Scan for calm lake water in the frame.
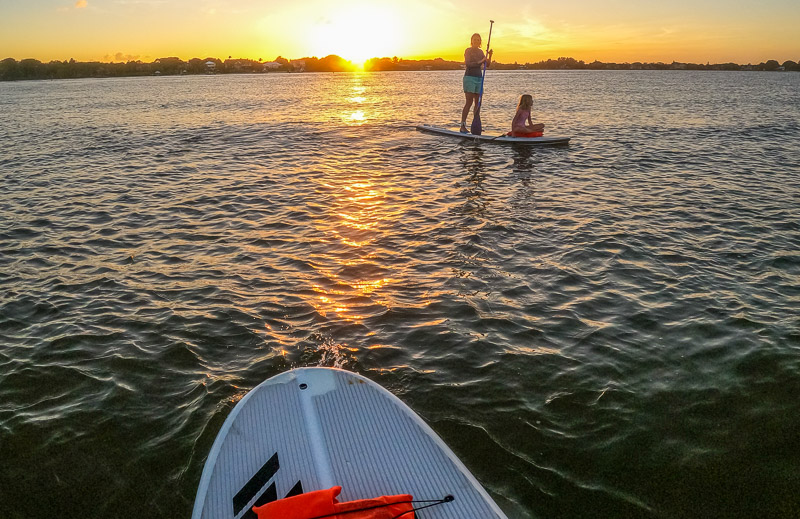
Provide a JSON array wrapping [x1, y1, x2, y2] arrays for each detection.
[[1, 70, 799, 518]]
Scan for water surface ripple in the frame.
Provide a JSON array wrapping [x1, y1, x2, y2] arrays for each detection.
[[1, 71, 799, 518]]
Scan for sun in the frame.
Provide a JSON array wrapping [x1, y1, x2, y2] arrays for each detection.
[[308, 5, 405, 66]]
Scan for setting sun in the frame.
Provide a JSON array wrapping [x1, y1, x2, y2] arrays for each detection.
[[307, 5, 406, 66]]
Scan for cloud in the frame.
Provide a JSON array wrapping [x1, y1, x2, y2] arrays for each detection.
[[103, 52, 141, 62], [75, 0, 88, 8]]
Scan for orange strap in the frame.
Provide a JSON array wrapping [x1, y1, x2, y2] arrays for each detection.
[[252, 486, 415, 519]]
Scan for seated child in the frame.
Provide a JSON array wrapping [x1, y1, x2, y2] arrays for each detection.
[[510, 94, 545, 137]]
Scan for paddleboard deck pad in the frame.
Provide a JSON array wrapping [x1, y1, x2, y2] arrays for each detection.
[[417, 124, 570, 145], [192, 367, 509, 519]]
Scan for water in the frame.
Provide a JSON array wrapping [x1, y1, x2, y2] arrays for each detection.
[[1, 70, 799, 518]]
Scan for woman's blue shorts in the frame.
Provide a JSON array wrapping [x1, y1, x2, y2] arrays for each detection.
[[463, 75, 482, 94]]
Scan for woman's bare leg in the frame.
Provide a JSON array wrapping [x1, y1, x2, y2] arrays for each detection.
[[461, 93, 474, 126]]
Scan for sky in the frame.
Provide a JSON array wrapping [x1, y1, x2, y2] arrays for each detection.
[[1, 0, 798, 65]]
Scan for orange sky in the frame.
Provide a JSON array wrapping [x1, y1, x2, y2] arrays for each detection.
[[1, 1, 798, 64]]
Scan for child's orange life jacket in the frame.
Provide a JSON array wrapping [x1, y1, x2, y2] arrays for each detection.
[[508, 131, 544, 138]]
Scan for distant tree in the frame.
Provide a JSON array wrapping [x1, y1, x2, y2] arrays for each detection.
[[154, 57, 186, 75], [556, 56, 585, 69], [762, 59, 780, 71], [0, 58, 18, 80], [364, 57, 395, 71], [18, 59, 43, 79], [122, 60, 148, 76], [187, 58, 207, 74], [781, 60, 797, 71], [44, 59, 65, 79], [309, 55, 355, 72]]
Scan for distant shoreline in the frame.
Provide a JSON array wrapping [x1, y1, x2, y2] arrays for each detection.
[[2, 55, 797, 82]]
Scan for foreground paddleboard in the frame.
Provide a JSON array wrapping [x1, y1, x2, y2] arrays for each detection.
[[192, 367, 508, 519], [416, 124, 570, 145]]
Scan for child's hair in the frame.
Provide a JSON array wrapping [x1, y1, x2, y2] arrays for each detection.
[[517, 94, 533, 111]]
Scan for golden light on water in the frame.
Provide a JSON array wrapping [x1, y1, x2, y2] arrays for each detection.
[[352, 278, 391, 294], [294, 74, 416, 326], [344, 82, 369, 124], [348, 111, 366, 123], [338, 212, 375, 232], [309, 275, 391, 322], [306, 166, 402, 323], [312, 286, 358, 319]]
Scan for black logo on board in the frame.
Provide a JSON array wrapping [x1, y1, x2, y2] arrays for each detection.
[[232, 452, 303, 519]]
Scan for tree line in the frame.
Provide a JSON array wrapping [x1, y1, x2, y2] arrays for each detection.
[[0, 55, 359, 81], [2, 55, 798, 81], [501, 57, 799, 72]]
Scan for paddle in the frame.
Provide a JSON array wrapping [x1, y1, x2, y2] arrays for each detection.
[[470, 20, 494, 136]]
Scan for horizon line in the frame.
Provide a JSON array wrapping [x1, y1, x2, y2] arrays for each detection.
[[3, 54, 797, 67]]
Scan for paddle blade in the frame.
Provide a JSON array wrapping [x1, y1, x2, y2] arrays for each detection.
[[470, 113, 482, 135]]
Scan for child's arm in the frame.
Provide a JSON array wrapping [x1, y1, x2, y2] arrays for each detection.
[[512, 109, 526, 131]]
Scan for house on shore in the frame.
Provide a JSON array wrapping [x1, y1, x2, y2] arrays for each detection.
[[225, 59, 257, 72]]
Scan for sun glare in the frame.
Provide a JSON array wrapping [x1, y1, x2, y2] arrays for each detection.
[[309, 5, 405, 66]]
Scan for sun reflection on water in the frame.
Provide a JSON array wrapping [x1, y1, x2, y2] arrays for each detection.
[[307, 176, 401, 324], [290, 74, 407, 327], [341, 76, 372, 125], [348, 110, 366, 123]]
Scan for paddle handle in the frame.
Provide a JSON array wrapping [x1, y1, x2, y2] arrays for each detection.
[[477, 20, 494, 108]]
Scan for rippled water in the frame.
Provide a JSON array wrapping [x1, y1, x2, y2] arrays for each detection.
[[1, 70, 799, 518]]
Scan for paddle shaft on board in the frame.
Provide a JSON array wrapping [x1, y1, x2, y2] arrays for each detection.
[[478, 20, 494, 110]]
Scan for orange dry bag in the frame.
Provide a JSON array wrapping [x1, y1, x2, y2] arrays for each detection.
[[252, 486, 415, 519]]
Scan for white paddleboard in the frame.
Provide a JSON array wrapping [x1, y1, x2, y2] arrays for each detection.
[[416, 124, 570, 145], [192, 367, 509, 519]]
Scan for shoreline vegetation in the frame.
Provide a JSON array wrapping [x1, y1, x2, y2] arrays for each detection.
[[2, 55, 799, 81]]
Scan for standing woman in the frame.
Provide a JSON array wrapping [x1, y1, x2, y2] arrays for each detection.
[[460, 33, 493, 133]]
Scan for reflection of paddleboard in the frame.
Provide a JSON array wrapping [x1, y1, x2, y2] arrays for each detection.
[[192, 367, 509, 519], [416, 124, 570, 145]]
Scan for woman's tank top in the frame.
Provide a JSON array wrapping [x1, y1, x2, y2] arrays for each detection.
[[464, 47, 484, 77]]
